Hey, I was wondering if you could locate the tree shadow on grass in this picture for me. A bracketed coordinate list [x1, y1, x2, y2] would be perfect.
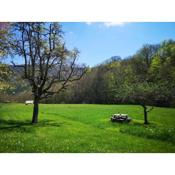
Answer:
[0, 119, 63, 133]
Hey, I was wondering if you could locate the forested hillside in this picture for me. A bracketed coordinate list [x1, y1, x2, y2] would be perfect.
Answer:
[1, 40, 175, 107]
[46, 40, 175, 107]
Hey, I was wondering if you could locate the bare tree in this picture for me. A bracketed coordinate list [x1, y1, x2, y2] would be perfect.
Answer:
[10, 22, 86, 124]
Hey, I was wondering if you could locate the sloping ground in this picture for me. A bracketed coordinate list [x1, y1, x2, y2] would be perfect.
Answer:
[0, 103, 175, 152]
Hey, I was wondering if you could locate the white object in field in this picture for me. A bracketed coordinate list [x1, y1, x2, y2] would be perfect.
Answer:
[113, 114, 128, 117]
[25, 100, 34, 105]
[121, 114, 128, 117]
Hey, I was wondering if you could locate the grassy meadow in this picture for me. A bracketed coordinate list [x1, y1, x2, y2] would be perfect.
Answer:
[0, 103, 175, 153]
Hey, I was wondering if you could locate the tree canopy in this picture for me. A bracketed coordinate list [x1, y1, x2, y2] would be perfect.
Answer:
[0, 23, 12, 92]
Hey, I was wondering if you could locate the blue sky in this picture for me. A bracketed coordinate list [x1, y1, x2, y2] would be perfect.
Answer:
[61, 22, 175, 66]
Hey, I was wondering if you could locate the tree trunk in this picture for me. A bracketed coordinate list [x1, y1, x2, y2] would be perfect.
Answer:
[32, 99, 39, 124]
[142, 105, 148, 124]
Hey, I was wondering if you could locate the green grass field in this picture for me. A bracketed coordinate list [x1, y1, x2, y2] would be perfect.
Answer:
[0, 103, 175, 153]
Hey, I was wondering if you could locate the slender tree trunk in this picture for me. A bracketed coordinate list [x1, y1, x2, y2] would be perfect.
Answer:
[32, 98, 39, 124]
[142, 105, 148, 124]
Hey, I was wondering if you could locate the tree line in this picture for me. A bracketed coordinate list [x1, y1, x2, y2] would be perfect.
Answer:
[2, 39, 175, 108]
[46, 41, 175, 108]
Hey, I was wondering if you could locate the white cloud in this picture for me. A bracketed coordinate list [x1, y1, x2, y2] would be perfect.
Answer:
[103, 22, 125, 27]
[85, 22, 126, 27]
[86, 22, 92, 25]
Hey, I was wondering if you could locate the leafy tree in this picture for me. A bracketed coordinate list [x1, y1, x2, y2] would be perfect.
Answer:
[149, 40, 175, 106]
[0, 23, 9, 57]
[136, 44, 159, 67]
[0, 64, 12, 91]
[0, 23, 12, 92]
[120, 82, 158, 124]
[9, 22, 86, 124]
[118, 41, 175, 123]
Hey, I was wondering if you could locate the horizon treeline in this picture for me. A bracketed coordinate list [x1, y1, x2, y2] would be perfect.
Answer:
[1, 39, 175, 107]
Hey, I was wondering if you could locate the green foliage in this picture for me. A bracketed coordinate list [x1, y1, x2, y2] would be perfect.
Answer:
[45, 39, 174, 107]
[0, 23, 12, 92]
[0, 64, 13, 91]
[0, 23, 10, 57]
[119, 82, 157, 105]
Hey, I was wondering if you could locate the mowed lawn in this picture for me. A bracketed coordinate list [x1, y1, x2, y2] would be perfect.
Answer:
[0, 103, 175, 153]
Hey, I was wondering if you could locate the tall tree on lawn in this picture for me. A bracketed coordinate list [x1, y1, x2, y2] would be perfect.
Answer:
[10, 22, 86, 124]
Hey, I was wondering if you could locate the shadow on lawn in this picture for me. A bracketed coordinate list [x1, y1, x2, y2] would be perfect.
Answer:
[0, 119, 62, 133]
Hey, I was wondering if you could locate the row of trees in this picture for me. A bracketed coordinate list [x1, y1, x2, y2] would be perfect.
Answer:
[50, 41, 175, 104]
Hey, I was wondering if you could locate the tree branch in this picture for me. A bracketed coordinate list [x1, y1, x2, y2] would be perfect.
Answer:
[146, 106, 154, 113]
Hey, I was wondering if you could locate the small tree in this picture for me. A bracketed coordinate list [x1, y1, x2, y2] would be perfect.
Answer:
[121, 82, 157, 124]
[10, 22, 86, 124]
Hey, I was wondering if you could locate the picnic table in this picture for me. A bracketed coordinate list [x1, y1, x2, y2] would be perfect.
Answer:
[111, 113, 132, 123]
